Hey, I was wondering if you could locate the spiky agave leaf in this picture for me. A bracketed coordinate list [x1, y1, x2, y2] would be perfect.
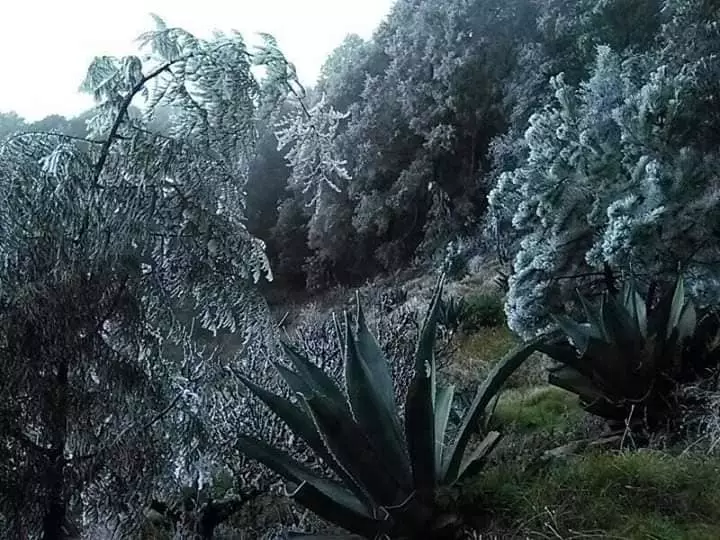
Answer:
[621, 280, 647, 338]
[543, 275, 720, 429]
[234, 435, 380, 536]
[442, 337, 543, 484]
[231, 369, 374, 506]
[404, 275, 444, 493]
[344, 308, 412, 489]
[235, 274, 541, 538]
[304, 393, 408, 508]
[433, 385, 454, 473]
[236, 355, 399, 520]
[280, 340, 349, 410]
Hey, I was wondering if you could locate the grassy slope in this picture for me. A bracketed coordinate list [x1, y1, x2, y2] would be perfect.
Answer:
[226, 270, 720, 539]
[448, 309, 720, 539]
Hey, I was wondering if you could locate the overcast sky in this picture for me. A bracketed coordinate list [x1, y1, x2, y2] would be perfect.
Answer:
[0, 0, 393, 121]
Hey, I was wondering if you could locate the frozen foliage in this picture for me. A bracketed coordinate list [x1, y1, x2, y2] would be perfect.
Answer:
[489, 1, 720, 336]
[0, 15, 305, 537]
[275, 94, 351, 208]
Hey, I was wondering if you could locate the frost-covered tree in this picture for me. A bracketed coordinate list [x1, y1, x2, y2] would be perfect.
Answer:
[489, 0, 720, 337]
[486, 0, 665, 260]
[275, 94, 351, 210]
[0, 15, 301, 538]
[272, 85, 357, 289]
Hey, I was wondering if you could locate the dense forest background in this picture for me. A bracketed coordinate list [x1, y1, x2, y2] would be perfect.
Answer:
[2, 0, 720, 538]
[3, 0, 718, 327]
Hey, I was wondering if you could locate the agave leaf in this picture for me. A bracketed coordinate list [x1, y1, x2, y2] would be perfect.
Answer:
[405, 278, 444, 492]
[666, 276, 686, 339]
[355, 295, 399, 424]
[404, 368, 436, 492]
[442, 338, 540, 484]
[305, 393, 407, 506]
[274, 362, 314, 397]
[676, 300, 697, 342]
[456, 431, 501, 483]
[281, 340, 348, 409]
[577, 292, 606, 340]
[552, 314, 592, 354]
[235, 435, 377, 527]
[434, 385, 455, 473]
[541, 336, 621, 392]
[344, 310, 411, 486]
[601, 292, 640, 347]
[537, 341, 593, 378]
[578, 328, 635, 393]
[414, 275, 446, 366]
[233, 370, 374, 507]
[291, 483, 384, 539]
[622, 280, 648, 338]
[234, 371, 323, 448]
[548, 364, 609, 404]
[332, 312, 345, 352]
[621, 279, 633, 309]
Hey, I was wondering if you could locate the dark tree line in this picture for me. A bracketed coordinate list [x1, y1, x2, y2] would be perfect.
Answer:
[244, 0, 668, 295]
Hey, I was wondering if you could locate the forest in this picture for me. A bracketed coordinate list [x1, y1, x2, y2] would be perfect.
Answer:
[1, 0, 720, 538]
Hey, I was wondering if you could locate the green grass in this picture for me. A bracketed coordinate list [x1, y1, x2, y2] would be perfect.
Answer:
[450, 324, 548, 391]
[443, 286, 720, 539]
[446, 325, 519, 387]
[463, 450, 720, 539]
[459, 325, 519, 361]
[492, 386, 584, 433]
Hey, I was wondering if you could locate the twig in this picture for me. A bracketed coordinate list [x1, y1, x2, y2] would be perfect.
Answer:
[91, 59, 181, 187]
[619, 404, 636, 451]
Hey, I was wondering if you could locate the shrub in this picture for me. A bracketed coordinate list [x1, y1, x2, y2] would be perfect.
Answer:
[234, 277, 541, 539]
[540, 276, 720, 431]
[437, 295, 468, 334]
[463, 294, 505, 330]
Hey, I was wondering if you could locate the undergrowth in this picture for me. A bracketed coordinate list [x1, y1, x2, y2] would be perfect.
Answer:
[446, 284, 720, 540]
[464, 450, 720, 539]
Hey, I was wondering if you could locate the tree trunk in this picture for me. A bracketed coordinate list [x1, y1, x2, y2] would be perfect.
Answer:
[42, 360, 69, 540]
[171, 493, 260, 540]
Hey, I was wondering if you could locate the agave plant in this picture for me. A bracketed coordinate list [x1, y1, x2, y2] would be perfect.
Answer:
[437, 295, 467, 335]
[233, 277, 539, 539]
[540, 276, 720, 429]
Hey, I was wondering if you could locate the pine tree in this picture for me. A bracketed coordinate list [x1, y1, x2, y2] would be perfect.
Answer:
[0, 15, 300, 537]
[488, 0, 720, 337]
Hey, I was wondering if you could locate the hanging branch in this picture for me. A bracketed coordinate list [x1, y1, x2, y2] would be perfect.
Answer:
[91, 60, 177, 188]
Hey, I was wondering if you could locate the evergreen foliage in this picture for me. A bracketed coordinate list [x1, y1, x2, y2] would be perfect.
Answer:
[0, 15, 299, 537]
[489, 0, 720, 336]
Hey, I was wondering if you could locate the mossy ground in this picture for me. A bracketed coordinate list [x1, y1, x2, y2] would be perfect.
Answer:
[449, 313, 720, 539]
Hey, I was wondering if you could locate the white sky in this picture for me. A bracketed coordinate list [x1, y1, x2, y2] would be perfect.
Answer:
[0, 0, 393, 121]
